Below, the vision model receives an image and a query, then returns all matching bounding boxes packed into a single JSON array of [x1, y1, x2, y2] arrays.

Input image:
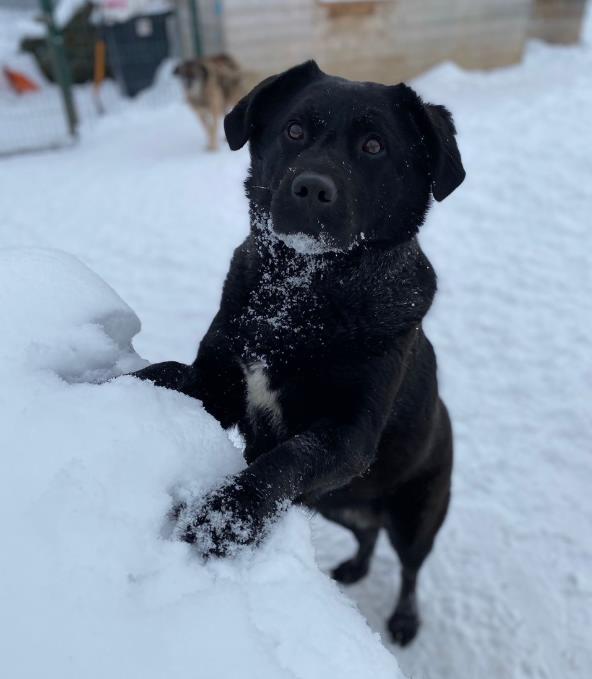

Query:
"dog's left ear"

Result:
[[224, 60, 323, 151], [396, 84, 465, 201]]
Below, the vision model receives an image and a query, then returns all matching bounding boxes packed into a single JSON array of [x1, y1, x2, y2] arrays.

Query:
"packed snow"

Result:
[[0, 248, 401, 679], [1, 13, 591, 679], [54, 0, 89, 28], [54, 1, 175, 27]]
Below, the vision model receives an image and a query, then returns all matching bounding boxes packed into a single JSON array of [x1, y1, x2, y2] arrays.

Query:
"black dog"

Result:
[[133, 60, 465, 645]]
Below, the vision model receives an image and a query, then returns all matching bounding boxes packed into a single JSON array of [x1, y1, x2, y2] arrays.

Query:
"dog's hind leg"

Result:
[[332, 524, 379, 584], [384, 427, 452, 645], [316, 500, 382, 584]]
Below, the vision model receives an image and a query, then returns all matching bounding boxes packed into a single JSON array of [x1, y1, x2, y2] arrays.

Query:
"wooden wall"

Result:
[[529, 0, 587, 44], [220, 0, 588, 85]]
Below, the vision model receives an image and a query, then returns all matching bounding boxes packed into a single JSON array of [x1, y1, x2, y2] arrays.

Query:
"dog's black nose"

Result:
[[291, 172, 337, 206]]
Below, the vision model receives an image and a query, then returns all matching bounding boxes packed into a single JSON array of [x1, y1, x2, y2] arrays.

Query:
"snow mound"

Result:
[[0, 248, 401, 679], [0, 248, 146, 382]]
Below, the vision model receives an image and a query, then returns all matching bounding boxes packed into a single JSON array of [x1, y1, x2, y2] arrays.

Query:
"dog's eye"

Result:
[[286, 122, 305, 141], [362, 137, 384, 155]]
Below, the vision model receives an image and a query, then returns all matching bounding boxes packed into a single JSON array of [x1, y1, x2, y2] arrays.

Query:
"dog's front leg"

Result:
[[130, 308, 246, 429], [131, 361, 192, 393], [174, 349, 406, 556], [177, 418, 383, 556], [177, 346, 400, 556], [131, 351, 244, 430]]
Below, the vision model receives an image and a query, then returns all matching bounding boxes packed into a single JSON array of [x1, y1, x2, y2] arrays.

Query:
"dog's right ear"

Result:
[[224, 60, 323, 151]]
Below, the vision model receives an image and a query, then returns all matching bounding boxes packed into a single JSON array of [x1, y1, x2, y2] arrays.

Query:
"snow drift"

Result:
[[0, 248, 402, 679]]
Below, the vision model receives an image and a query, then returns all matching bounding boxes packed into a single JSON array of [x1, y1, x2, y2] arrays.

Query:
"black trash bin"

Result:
[[105, 12, 172, 97]]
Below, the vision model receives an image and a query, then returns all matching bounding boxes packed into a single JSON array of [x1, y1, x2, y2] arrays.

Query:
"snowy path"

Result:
[[1, 36, 591, 679]]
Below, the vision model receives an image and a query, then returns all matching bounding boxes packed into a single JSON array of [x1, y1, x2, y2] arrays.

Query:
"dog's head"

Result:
[[225, 61, 465, 251], [173, 60, 207, 86]]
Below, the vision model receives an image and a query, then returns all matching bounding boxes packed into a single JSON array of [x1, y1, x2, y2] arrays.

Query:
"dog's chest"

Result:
[[237, 256, 329, 364], [185, 78, 205, 105], [242, 361, 284, 430]]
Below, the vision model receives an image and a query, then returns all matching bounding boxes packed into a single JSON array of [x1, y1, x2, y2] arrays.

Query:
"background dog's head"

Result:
[[173, 60, 207, 88], [225, 60, 465, 250]]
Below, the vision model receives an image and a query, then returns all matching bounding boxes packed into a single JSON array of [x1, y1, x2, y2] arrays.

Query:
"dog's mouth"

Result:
[[255, 212, 363, 256], [273, 230, 343, 255], [271, 217, 363, 255], [269, 200, 356, 254]]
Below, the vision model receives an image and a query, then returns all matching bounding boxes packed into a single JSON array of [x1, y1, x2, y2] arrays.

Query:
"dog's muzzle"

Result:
[[270, 167, 354, 249]]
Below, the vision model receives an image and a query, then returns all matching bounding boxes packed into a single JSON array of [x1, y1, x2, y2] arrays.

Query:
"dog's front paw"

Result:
[[175, 478, 272, 558]]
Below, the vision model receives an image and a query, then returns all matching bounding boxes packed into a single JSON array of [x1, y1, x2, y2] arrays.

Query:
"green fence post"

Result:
[[188, 0, 203, 57], [39, 0, 78, 138]]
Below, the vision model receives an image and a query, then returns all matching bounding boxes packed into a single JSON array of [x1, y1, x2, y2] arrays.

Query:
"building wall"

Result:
[[222, 0, 533, 85], [318, 0, 533, 82], [222, 0, 315, 78], [175, 0, 225, 58], [529, 0, 587, 44], [220, 0, 587, 85]]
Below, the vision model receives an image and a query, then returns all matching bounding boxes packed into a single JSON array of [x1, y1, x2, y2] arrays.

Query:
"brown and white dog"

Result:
[[174, 54, 243, 151]]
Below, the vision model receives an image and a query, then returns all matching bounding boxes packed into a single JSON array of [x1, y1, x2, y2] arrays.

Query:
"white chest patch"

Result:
[[186, 79, 204, 104], [243, 361, 283, 429]]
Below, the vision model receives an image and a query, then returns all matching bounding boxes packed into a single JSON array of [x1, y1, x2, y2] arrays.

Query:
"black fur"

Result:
[[132, 61, 464, 645]]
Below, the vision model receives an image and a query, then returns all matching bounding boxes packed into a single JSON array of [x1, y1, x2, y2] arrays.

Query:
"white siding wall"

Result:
[[221, 0, 534, 84], [223, 0, 315, 75]]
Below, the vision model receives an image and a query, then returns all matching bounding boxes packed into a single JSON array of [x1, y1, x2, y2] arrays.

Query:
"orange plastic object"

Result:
[[94, 39, 106, 88], [3, 67, 39, 94]]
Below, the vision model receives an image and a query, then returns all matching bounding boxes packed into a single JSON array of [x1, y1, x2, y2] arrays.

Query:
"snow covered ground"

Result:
[[1, 15, 591, 679]]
